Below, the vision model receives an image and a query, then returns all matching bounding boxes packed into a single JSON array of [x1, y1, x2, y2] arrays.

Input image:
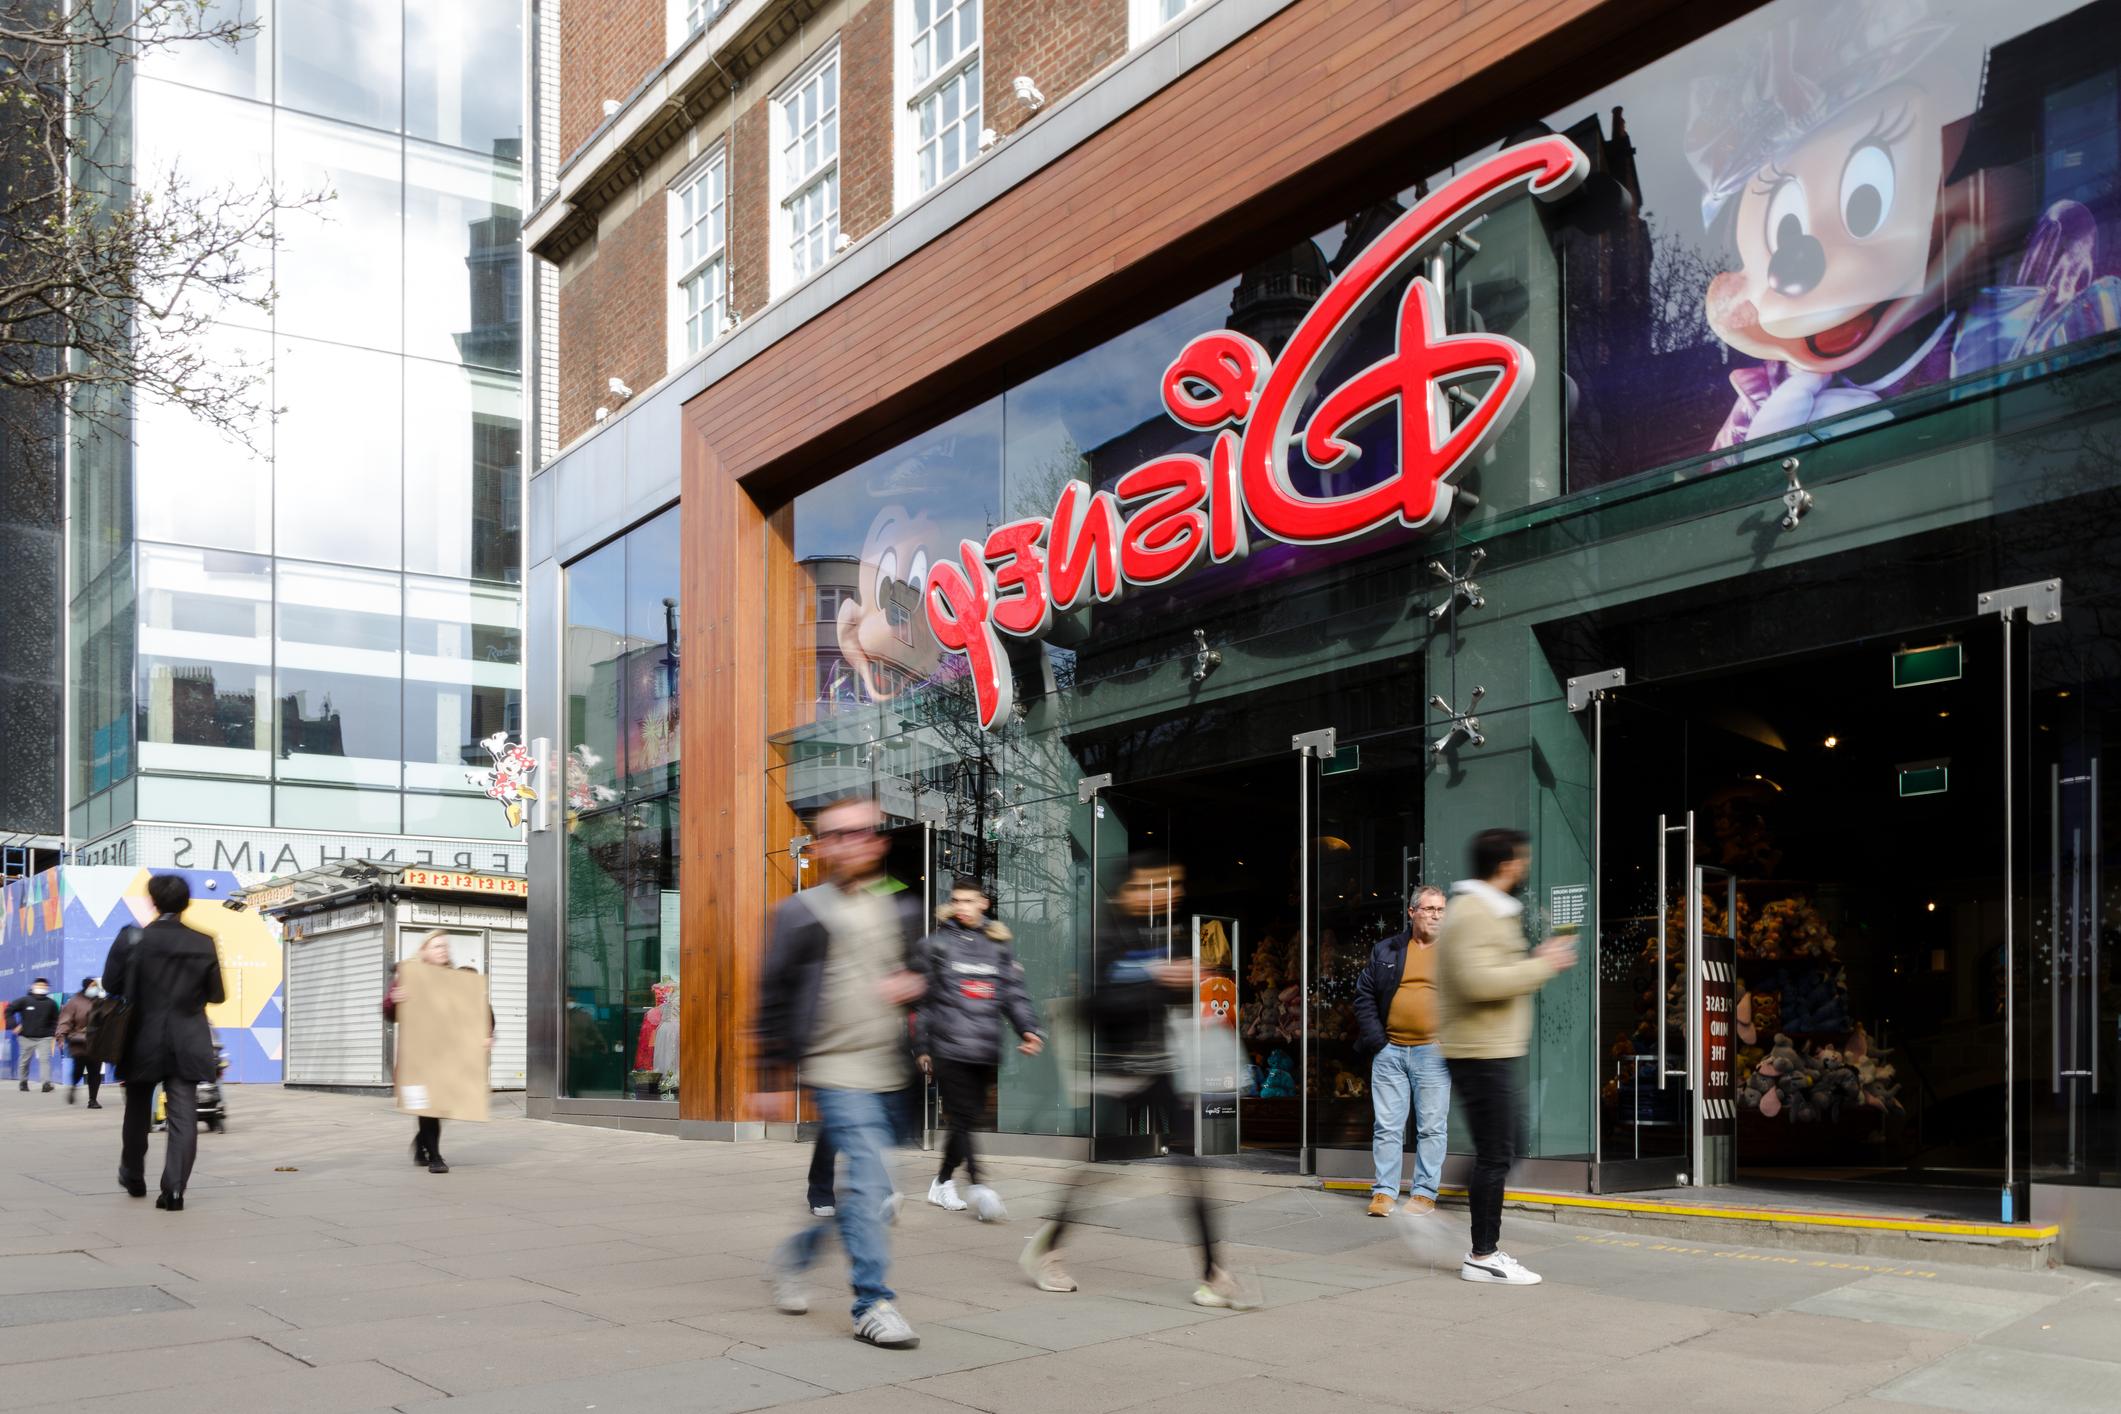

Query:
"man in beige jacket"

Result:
[[1435, 828, 1576, 1286]]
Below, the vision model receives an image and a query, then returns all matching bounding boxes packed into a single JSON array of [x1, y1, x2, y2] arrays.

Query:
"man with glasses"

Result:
[[757, 796, 928, 1348], [1355, 887, 1451, 1220]]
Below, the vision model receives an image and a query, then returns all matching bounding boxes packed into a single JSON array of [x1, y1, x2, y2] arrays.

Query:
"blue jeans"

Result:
[[774, 1088, 897, 1318], [1371, 1042, 1449, 1198]]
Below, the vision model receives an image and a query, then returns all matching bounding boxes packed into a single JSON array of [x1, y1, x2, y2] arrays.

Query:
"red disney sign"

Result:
[[926, 135, 1590, 731]]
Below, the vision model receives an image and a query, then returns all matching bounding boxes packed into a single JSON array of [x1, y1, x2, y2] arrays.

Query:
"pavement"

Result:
[[1, 1084, 2116, 1414]]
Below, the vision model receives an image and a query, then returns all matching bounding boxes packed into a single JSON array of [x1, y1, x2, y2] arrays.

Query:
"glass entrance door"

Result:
[[1592, 688, 1697, 1191], [1086, 784, 1176, 1161]]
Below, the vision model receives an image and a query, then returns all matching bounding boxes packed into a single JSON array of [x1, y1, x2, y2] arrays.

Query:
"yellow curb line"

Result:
[[1317, 1179, 2056, 1241]]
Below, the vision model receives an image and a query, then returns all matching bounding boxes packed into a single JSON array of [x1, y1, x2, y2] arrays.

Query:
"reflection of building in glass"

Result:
[[67, 4, 526, 871]]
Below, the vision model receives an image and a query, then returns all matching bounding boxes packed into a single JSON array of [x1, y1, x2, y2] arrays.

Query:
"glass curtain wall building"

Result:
[[69, 1, 526, 869]]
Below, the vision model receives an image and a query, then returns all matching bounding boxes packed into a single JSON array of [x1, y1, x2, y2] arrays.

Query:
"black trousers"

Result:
[[806, 1129, 836, 1209], [1048, 1072, 1218, 1279], [120, 1078, 197, 1198], [416, 1116, 443, 1156], [933, 1058, 995, 1186], [1446, 1056, 1523, 1257], [71, 1055, 101, 1102]]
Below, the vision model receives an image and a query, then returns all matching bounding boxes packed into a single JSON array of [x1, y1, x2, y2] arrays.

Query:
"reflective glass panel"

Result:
[[139, 0, 272, 99], [405, 360, 522, 582], [134, 327, 273, 554], [622, 510, 681, 796], [403, 575, 522, 794], [563, 539, 625, 799], [405, 141, 522, 371], [275, 112, 404, 352], [274, 336, 403, 568], [274, 561, 402, 787], [406, 0, 522, 157], [134, 544, 273, 777], [277, 0, 402, 132]]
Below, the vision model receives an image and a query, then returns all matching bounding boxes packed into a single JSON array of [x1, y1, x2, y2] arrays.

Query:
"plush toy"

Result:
[[1333, 1065, 1365, 1100], [1199, 975, 1236, 1027], [1258, 1050, 1298, 1098]]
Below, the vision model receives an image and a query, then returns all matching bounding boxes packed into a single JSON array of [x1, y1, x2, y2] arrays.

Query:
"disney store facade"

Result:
[[525, 0, 2121, 1264]]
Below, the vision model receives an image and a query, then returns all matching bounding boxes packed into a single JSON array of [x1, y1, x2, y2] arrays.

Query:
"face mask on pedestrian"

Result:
[[86, 985, 105, 999], [29, 985, 47, 996]]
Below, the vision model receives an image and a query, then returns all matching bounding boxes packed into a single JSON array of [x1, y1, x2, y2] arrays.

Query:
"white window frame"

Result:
[[770, 40, 841, 299], [894, 0, 983, 210], [667, 146, 729, 367], [1129, 0, 1205, 48], [667, 0, 726, 53]]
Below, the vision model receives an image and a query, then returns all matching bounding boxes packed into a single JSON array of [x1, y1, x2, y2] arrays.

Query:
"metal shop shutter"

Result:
[[487, 934, 528, 1092], [284, 927, 388, 1087]]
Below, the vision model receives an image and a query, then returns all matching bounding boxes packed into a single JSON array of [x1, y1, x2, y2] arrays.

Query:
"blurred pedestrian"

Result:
[[105, 874, 224, 1211], [1435, 828, 1576, 1285], [53, 977, 107, 1107], [1356, 887, 1450, 1220], [757, 795, 927, 1349], [385, 933, 494, 1174], [6, 978, 59, 1092], [1020, 856, 1257, 1310], [917, 877, 1042, 1221]]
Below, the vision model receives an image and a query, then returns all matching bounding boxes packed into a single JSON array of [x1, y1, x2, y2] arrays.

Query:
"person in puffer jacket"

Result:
[[914, 877, 1041, 1222]]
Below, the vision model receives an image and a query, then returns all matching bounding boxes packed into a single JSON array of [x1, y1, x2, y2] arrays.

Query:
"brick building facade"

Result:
[[528, 0, 1171, 453]]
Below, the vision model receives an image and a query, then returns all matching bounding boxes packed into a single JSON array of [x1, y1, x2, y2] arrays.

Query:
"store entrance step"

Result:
[[1319, 1179, 2059, 1270]]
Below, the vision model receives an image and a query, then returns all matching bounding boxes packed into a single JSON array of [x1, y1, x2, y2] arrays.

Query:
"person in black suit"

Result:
[[103, 874, 225, 1211]]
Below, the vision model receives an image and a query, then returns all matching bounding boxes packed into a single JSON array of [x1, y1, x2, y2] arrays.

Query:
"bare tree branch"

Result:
[[0, 0, 330, 455]]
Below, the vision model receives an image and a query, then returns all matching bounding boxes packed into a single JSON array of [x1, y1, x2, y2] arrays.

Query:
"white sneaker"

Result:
[[968, 1184, 1007, 1223], [1192, 1265, 1263, 1310], [853, 1299, 919, 1348], [1020, 1223, 1077, 1292], [1460, 1249, 1542, 1285], [879, 1190, 905, 1225], [810, 1204, 836, 1218], [765, 1264, 809, 1314], [927, 1178, 968, 1211]]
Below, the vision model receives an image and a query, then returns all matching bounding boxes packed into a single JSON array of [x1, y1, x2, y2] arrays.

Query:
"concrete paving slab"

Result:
[[0, 1283, 188, 1326], [1976, 1284, 2121, 1364], [1874, 1344, 2121, 1414], [0, 1301, 292, 1363], [1792, 1274, 2068, 1335], [773, 1388, 1002, 1414], [1237, 1254, 1422, 1289], [0, 1335, 301, 1410], [906, 1332, 1272, 1412], [261, 1298, 614, 1365], [1100, 1271, 1346, 1314], [941, 1291, 1221, 1349], [407, 1355, 827, 1414], [1140, 1292, 1457, 1367], [257, 1275, 564, 1328], [732, 1324, 1045, 1393], [7, 1357, 439, 1414], [415, 1236, 673, 1279], [372, 1319, 748, 1395]]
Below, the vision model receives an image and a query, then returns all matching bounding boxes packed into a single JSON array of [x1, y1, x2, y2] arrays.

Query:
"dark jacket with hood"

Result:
[[914, 915, 1039, 1066], [101, 915, 224, 1083], [755, 881, 926, 1070], [1083, 912, 1190, 1077]]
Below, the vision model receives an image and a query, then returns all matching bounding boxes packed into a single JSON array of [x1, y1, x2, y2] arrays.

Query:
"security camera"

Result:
[[979, 127, 997, 151], [601, 98, 621, 117], [1012, 75, 1044, 109], [607, 376, 634, 399], [593, 406, 610, 423], [834, 232, 852, 252]]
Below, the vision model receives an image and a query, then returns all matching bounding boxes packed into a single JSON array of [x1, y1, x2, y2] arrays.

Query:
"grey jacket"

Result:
[[914, 918, 1039, 1066]]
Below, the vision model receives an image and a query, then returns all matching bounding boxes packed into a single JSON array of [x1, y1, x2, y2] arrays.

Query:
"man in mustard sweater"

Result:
[[1435, 828, 1576, 1286]]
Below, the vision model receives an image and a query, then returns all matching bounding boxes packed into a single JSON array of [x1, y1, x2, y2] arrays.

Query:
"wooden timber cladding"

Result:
[[675, 0, 1759, 1123]]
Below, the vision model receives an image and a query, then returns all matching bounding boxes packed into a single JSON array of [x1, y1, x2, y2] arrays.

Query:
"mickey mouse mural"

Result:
[[1687, 0, 2121, 449], [832, 504, 949, 704]]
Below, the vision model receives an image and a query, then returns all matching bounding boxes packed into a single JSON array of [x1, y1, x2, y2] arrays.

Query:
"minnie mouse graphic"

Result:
[[1687, 0, 2121, 449]]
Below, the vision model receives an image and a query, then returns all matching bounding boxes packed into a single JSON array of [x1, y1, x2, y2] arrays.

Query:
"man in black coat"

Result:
[[103, 874, 225, 1210]]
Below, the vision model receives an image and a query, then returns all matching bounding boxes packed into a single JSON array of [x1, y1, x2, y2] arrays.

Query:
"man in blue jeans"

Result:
[[1354, 888, 1450, 1220], [756, 796, 927, 1349]]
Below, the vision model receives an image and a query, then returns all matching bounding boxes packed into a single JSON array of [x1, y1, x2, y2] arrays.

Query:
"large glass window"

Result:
[[275, 561, 402, 787], [274, 337, 403, 568], [134, 327, 273, 554], [774, 45, 839, 293], [406, 141, 522, 371], [404, 362, 522, 582], [406, 1, 522, 157], [563, 508, 681, 1099], [135, 545, 273, 777], [277, 0, 403, 132]]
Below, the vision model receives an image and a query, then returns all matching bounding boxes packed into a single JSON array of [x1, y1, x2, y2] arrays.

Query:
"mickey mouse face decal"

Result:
[[835, 506, 945, 701]]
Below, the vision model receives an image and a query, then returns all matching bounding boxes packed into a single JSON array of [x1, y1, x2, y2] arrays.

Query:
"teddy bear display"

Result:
[[1257, 1050, 1298, 1098], [1736, 1030, 1902, 1124]]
